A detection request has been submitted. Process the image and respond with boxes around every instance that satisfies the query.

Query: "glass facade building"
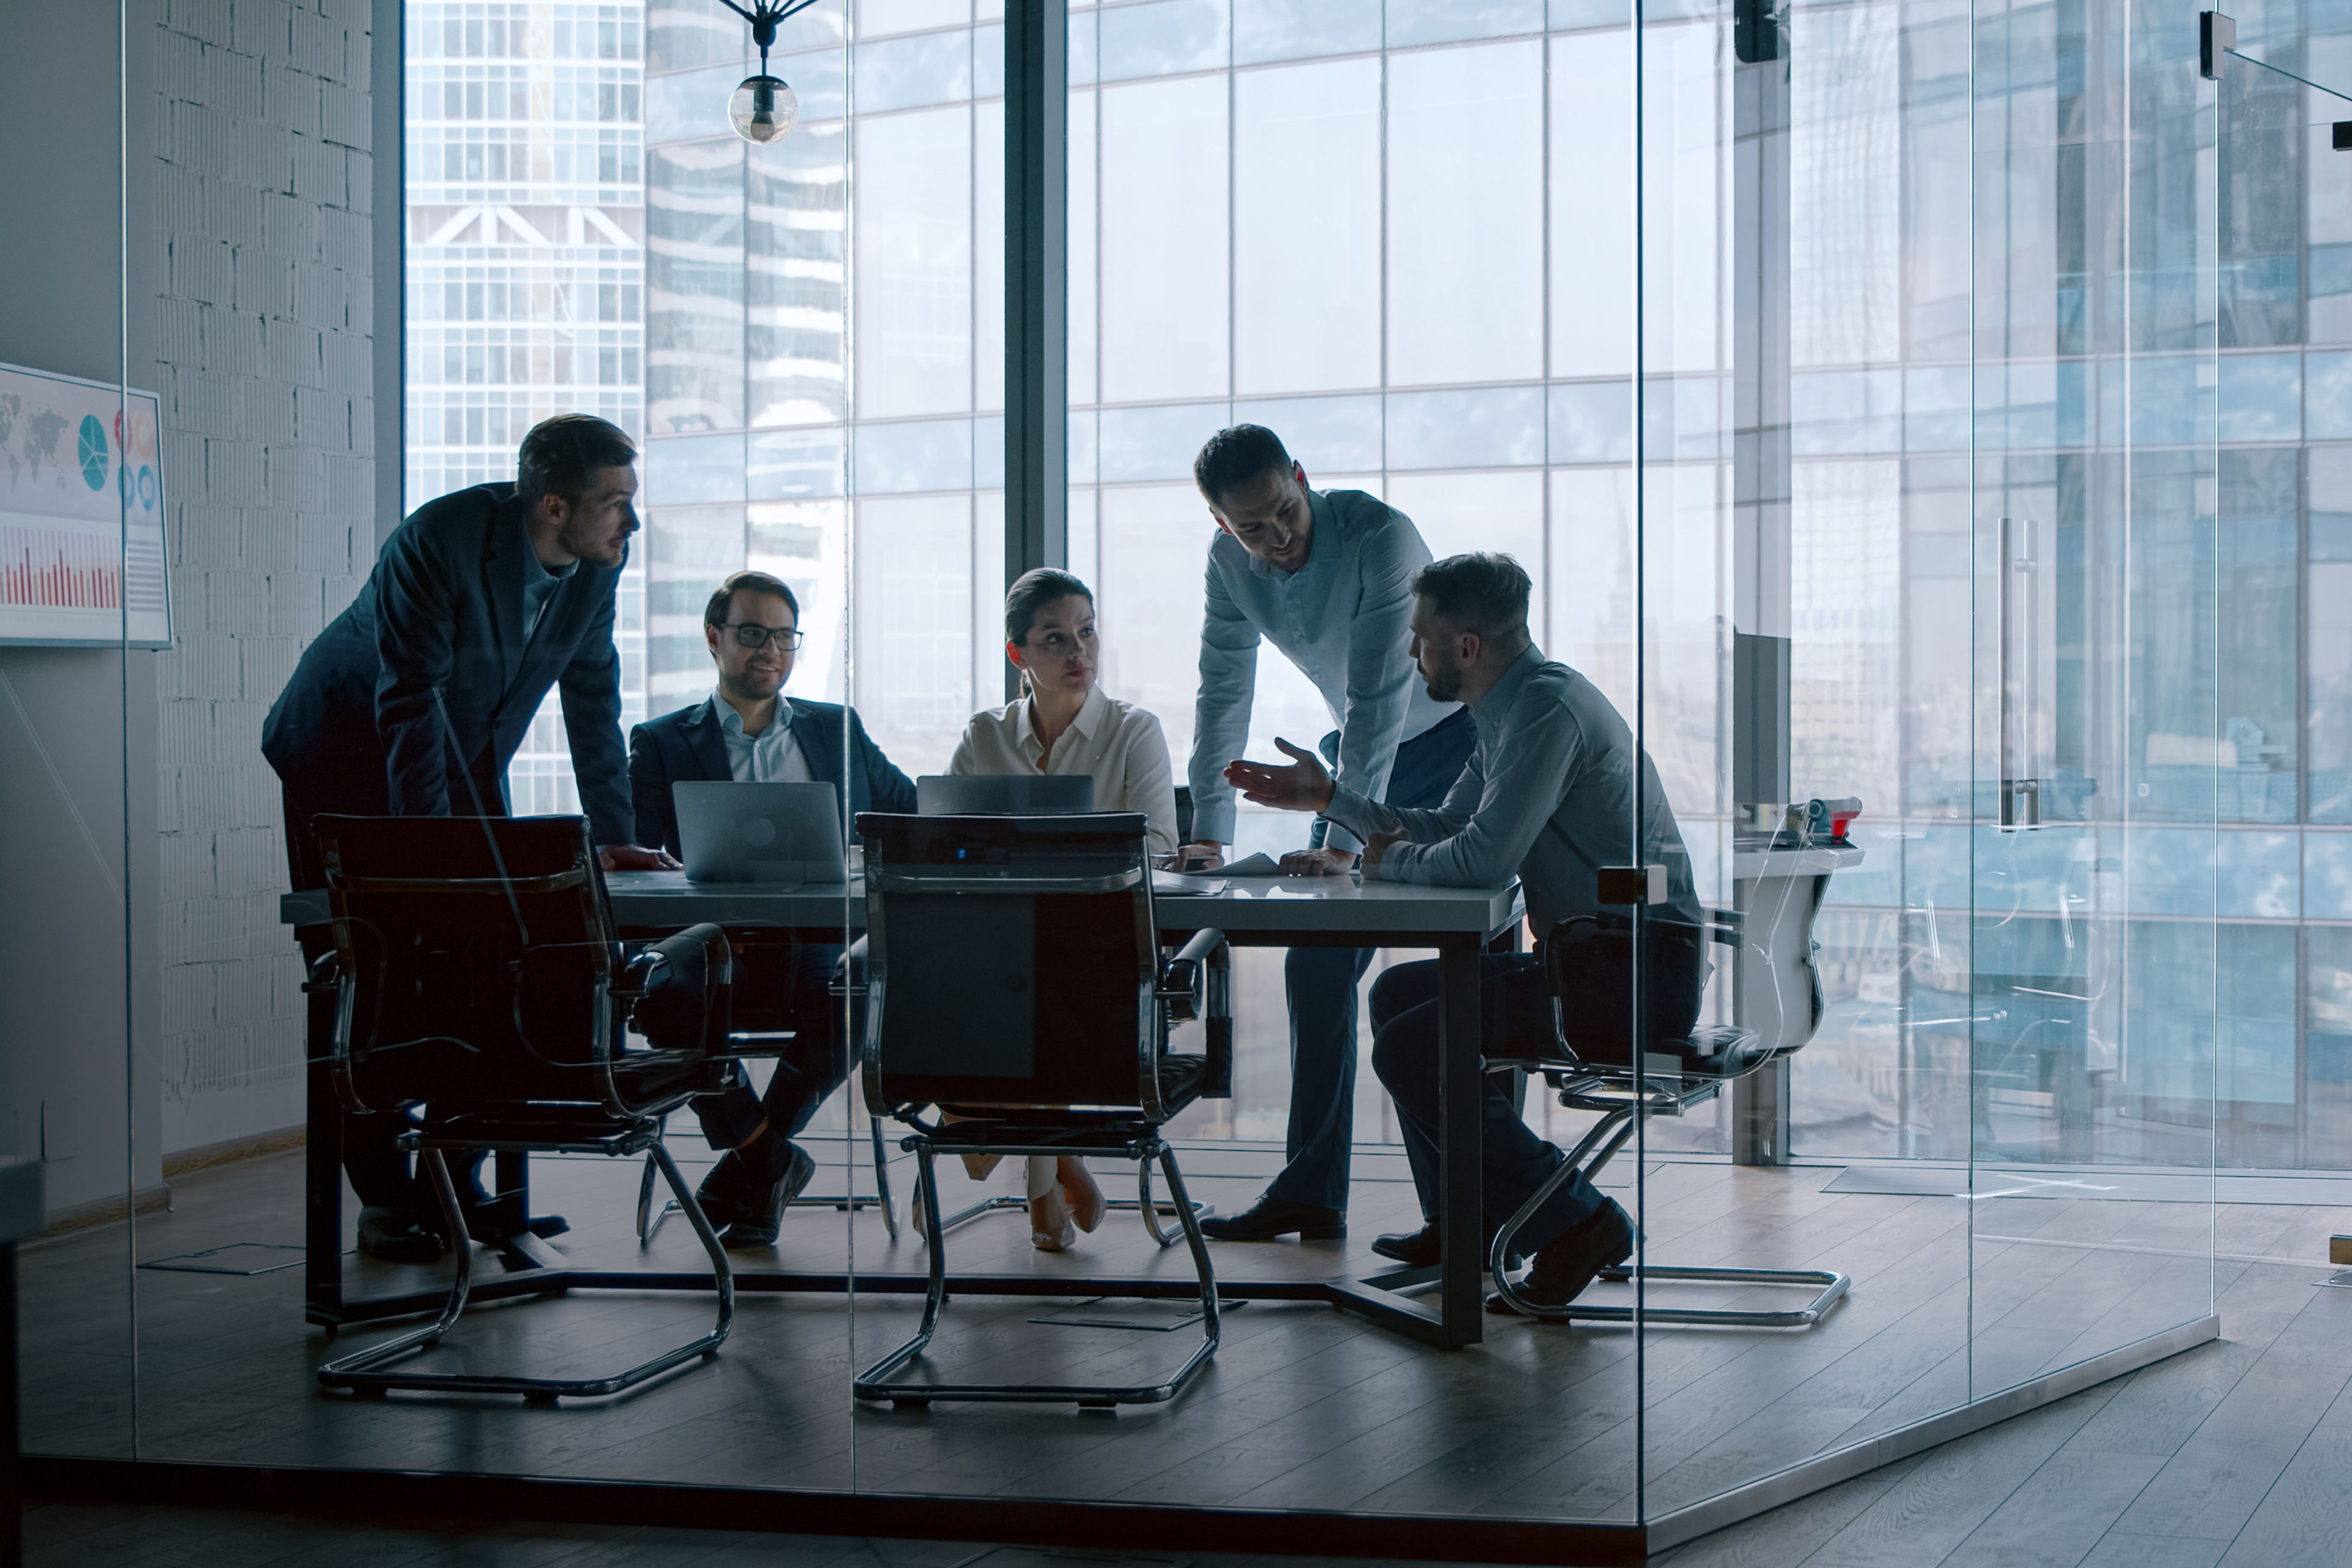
[409,0,2352,1170]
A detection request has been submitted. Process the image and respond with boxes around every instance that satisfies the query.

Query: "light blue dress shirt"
[711,692,812,783]
[1188,487,1460,852]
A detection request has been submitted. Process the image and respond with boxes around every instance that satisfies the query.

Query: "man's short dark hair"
[705,569,799,629]
[1412,552,1533,650]
[517,413,637,506]
[1193,424,1294,504]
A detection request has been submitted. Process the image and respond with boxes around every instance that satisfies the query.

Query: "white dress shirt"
[712,690,813,783]
[949,684,1180,856]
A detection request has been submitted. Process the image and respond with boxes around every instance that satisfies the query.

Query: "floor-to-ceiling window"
[403,0,649,809]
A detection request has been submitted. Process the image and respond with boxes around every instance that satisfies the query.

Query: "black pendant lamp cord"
[717,0,826,76]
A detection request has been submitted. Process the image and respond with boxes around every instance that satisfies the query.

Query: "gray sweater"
[1323,646,1702,933]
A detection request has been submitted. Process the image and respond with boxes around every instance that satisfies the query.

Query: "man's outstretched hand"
[1224,737,1336,815]
[599,843,680,872]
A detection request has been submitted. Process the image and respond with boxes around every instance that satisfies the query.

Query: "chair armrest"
[624,922,733,1058]
[610,946,668,1003]
[827,935,871,999]
[301,951,340,993]
[1157,927,1226,1022]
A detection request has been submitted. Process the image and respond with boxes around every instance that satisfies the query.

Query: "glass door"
[1962,0,2221,1395]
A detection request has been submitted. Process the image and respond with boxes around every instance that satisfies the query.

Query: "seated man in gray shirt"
[1226,552,1706,1311]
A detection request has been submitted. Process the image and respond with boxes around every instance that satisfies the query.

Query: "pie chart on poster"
[78,415,109,490]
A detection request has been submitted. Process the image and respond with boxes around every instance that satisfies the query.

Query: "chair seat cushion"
[1500,1025,1766,1081]
[927,1054,1209,1128]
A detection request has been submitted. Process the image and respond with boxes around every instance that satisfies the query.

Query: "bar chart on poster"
[0,360,170,646]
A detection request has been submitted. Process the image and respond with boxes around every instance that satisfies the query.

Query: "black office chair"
[1483,895,1850,1327]
[849,810,1231,1408]
[309,814,739,1401]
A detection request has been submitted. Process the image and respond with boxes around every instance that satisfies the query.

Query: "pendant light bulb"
[729,74,797,143]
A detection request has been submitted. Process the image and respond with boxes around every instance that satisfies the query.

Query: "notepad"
[1217,852,1285,876]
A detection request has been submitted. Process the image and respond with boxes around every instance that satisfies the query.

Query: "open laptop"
[915,775,1094,815]
[673,780,848,884]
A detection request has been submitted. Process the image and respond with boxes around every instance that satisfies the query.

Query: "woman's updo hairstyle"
[1004,567,1094,646]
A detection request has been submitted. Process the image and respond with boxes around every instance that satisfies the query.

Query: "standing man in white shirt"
[627,570,917,1247]
[1180,425,1478,1243]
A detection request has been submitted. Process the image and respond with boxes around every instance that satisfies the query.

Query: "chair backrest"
[1173,785,1193,845]
[854,812,1163,1114]
[1729,867,1833,1055]
[314,815,627,1117]
[916,774,1094,815]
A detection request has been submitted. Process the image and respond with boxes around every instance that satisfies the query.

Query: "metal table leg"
[1437,937,1484,1347]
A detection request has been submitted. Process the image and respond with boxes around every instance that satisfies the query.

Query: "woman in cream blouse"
[946,568,1179,1250]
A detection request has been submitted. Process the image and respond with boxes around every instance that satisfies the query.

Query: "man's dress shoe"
[356,1205,447,1264]
[719,1139,816,1248]
[1488,1198,1635,1314]
[1197,1194,1345,1242]
[1370,1220,1520,1270]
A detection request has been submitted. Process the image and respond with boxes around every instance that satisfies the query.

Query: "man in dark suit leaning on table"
[627,568,916,1246]
[1225,551,1707,1314]
[262,413,677,1264]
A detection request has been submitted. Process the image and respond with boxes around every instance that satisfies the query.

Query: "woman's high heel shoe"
[1030,1182,1076,1251]
[1059,1155,1106,1234]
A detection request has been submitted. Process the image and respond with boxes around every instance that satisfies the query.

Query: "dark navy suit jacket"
[628,695,918,859]
[260,483,634,849]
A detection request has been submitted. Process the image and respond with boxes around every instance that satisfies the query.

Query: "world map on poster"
[0,360,171,646]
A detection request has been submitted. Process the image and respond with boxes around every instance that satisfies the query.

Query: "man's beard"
[557,512,629,565]
[1422,658,1463,704]
[722,665,783,703]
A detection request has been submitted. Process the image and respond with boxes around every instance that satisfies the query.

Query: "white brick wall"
[153,0,374,1110]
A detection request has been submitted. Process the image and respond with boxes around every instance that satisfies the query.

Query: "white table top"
[597,869,1523,940]
[282,871,1523,940]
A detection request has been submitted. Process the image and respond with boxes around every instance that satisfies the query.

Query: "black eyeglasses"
[720,622,804,650]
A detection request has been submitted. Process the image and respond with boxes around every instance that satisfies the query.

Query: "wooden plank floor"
[20,1137,2347,1560]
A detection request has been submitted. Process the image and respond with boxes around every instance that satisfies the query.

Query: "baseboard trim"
[162,1123,305,1180]
[32,1181,172,1238]
[24,1459,1649,1566]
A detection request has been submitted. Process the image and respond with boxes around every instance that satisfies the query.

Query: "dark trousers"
[1270,707,1478,1212]
[1369,955,1608,1253]
[1370,927,1709,1251]
[690,941,852,1153]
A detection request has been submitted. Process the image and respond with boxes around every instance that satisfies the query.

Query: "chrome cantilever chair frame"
[322,1124,736,1401]
[1486,907,1850,1328]
[307,815,737,1401]
[846,811,1230,1409]
[864,1124,1220,1408]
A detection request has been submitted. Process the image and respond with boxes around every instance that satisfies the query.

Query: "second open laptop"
[673,780,848,884]
[914,775,1094,815]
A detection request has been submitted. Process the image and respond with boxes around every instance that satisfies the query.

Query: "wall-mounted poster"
[0,360,171,647]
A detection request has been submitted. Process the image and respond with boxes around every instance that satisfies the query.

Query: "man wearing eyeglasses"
[627,568,916,1246]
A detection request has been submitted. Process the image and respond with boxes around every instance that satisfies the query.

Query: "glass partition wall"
[8,0,2273,1553]
[4,0,143,1475]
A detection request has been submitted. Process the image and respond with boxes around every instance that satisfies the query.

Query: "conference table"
[286,869,1524,1351]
